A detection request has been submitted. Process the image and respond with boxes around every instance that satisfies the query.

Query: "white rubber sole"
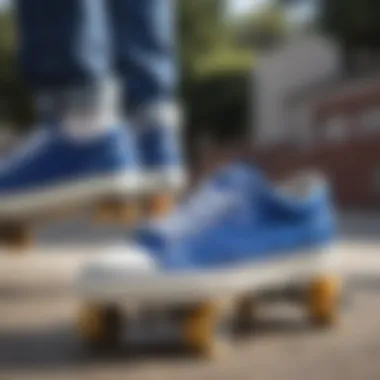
[0,170,141,218]
[77,244,342,305]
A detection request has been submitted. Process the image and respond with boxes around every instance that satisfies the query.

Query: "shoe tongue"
[210,161,260,191]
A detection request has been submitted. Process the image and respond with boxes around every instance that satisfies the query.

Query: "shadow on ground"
[0,315,320,373]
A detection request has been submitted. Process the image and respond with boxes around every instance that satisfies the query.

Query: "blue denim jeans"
[15,0,177,112]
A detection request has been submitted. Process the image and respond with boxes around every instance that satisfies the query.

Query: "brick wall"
[254,139,380,209]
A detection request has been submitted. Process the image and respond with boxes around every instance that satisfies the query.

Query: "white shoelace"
[152,181,241,241]
[0,128,50,172]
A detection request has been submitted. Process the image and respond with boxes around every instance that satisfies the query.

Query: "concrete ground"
[0,213,379,380]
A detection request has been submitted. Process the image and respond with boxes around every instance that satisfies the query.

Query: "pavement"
[0,212,379,380]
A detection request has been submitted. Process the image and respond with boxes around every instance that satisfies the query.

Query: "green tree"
[279,0,380,46]
[178,0,227,83]
[178,0,255,148]
[319,0,380,47]
[0,10,35,129]
[233,5,289,50]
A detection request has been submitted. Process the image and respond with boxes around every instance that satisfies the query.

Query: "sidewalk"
[0,241,379,293]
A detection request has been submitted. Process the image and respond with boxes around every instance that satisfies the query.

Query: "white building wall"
[254,34,342,147]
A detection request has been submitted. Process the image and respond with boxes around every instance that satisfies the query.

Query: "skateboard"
[0,195,140,250]
[75,244,344,358]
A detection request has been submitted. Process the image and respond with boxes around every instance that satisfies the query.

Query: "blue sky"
[228,0,269,16]
[0,0,9,12]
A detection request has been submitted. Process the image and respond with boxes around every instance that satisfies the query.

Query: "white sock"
[39,77,123,141]
[131,101,183,132]
[64,77,122,141]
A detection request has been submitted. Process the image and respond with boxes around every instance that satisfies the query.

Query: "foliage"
[319,0,380,47]
[0,10,35,129]
[178,0,227,82]
[188,70,253,139]
[233,5,289,50]
[178,0,255,142]
[279,0,380,46]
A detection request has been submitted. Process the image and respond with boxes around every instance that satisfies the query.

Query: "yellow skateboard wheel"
[145,194,176,218]
[77,304,122,348]
[93,199,140,226]
[182,302,226,359]
[307,276,342,326]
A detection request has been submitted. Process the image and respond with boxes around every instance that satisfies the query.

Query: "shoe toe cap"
[77,243,157,286]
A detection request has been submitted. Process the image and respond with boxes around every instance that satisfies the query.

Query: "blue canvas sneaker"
[78,162,340,304]
[0,124,141,218]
